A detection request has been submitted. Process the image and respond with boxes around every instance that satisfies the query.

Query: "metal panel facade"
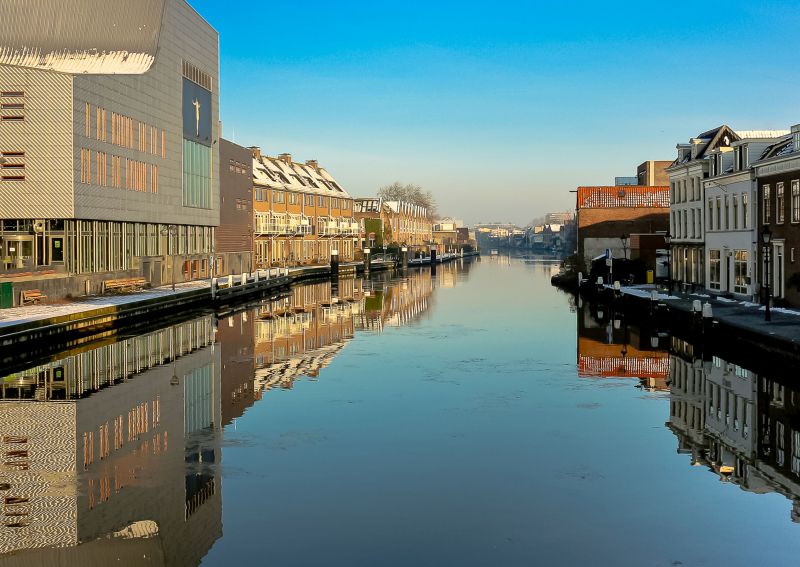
[0,65,74,218]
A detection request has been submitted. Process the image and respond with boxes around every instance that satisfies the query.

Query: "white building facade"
[666,126,739,291]
[703,133,788,298]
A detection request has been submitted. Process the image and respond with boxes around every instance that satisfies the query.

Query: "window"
[273,191,285,204]
[708,200,714,231]
[777,182,785,224]
[318,196,326,207]
[792,180,800,223]
[764,184,771,223]
[691,208,696,238]
[709,250,721,290]
[734,250,749,294]
[182,139,211,208]
[733,195,738,229]
[716,197,721,230]
[742,193,749,229]
[722,196,729,230]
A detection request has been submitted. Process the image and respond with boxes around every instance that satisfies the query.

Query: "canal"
[1,256,800,566]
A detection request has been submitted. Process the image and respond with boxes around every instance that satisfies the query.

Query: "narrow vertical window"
[792,180,800,223]
[764,185,771,224]
[777,182,786,224]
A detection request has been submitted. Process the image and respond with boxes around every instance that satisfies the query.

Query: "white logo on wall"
[192,97,201,136]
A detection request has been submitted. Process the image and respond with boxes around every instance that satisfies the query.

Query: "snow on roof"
[253,154,351,198]
[577,186,670,209]
[734,130,790,139]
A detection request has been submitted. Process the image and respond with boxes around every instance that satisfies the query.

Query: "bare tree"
[377,182,438,219]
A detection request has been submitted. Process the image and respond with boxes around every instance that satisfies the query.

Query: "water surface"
[1,257,799,566]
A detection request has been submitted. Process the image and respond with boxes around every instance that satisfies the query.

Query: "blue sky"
[191,0,800,225]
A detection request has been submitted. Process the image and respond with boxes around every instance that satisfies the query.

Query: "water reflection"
[582,296,800,525]
[668,337,800,523]
[0,262,470,564]
[0,317,221,564]
[578,300,670,391]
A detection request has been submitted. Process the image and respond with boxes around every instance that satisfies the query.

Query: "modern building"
[0,0,220,303]
[215,139,253,276]
[666,126,738,291]
[575,185,669,272]
[251,150,358,268]
[637,160,672,187]
[754,125,800,307]
[703,131,788,299]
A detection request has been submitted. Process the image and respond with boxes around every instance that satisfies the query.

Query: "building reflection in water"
[0,317,222,565]
[577,299,670,391]
[0,261,471,564]
[668,336,800,523]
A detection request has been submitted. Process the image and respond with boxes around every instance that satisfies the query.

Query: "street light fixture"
[664,231,672,295]
[762,225,772,322]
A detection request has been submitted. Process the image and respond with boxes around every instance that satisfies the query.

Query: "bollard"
[330,249,340,280]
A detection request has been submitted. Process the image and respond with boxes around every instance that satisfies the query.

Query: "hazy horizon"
[192,0,800,225]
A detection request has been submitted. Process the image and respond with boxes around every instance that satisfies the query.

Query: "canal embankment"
[582,283,800,364]
[0,254,472,355]
[0,261,392,352]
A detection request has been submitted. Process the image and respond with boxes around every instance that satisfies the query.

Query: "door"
[3,237,34,269]
[774,243,785,299]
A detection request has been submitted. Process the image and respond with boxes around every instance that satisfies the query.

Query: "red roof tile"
[577,186,669,209]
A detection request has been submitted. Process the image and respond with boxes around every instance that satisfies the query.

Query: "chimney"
[306,159,319,170]
[249,146,261,160]
[278,153,292,164]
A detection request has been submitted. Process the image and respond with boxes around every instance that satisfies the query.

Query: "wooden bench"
[20,289,47,305]
[102,277,147,294]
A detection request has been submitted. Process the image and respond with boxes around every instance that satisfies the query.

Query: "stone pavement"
[619,284,800,346]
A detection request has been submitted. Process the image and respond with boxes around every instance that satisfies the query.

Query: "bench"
[102,277,147,294]
[20,289,47,305]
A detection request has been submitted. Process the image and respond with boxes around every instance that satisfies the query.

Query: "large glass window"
[792,180,800,223]
[734,250,749,294]
[182,139,211,209]
[777,182,785,224]
[709,250,721,290]
[764,184,771,224]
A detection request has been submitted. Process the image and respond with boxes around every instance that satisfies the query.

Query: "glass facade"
[183,139,212,209]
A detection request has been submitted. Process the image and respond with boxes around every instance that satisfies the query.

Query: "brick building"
[754,125,800,307]
[637,160,672,186]
[251,150,359,268]
[215,139,253,276]
[575,185,669,273]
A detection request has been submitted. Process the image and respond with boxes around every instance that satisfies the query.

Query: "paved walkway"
[0,281,210,329]
[619,284,800,345]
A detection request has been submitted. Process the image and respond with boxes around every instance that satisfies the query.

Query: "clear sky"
[191,0,800,225]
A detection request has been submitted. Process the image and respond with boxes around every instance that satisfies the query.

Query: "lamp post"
[620,234,628,260]
[160,224,179,292]
[664,231,672,295]
[762,225,772,322]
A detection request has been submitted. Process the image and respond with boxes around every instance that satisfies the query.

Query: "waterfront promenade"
[607,284,800,356]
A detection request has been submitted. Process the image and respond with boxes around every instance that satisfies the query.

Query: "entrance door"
[2,237,34,269]
[774,243,785,299]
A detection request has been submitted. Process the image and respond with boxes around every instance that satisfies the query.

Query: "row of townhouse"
[667,123,800,307]
[216,141,439,276]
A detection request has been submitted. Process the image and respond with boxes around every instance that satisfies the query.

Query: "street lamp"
[160,224,179,292]
[663,231,672,295]
[762,225,772,322]
[620,234,629,260]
